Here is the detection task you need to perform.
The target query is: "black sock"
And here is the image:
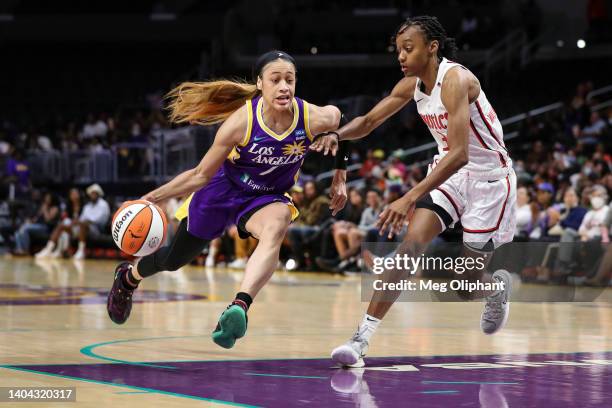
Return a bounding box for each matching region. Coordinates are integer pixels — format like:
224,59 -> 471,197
232,292 -> 253,312
121,265 -> 140,289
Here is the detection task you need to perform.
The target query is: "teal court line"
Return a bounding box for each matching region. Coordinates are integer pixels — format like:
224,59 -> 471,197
79,336 -> 207,369
115,391 -> 152,394
0,365 -> 259,408
244,373 -> 328,379
420,390 -> 459,394
422,381 -> 519,385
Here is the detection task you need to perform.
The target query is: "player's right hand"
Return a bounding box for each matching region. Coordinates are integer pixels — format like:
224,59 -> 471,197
377,194 -> 416,239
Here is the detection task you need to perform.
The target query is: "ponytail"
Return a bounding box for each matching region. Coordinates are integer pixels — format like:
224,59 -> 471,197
166,79 -> 259,126
440,37 -> 458,61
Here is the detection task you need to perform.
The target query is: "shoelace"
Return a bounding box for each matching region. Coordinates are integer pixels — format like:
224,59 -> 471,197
483,300 -> 503,321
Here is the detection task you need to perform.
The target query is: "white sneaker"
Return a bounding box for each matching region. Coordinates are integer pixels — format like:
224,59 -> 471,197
228,258 -> 247,269
73,249 -> 85,260
331,328 -> 369,368
35,244 -> 53,259
50,249 -> 63,258
481,270 -> 512,335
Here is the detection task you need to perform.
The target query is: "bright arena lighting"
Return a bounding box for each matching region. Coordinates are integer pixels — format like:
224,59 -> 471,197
577,39 -> 586,48
310,46 -> 318,54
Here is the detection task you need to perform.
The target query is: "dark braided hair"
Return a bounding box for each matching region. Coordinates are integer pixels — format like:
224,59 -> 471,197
394,16 -> 458,61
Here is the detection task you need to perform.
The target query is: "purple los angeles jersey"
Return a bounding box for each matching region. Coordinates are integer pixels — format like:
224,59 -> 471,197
223,95 -> 314,194
175,95 -> 312,239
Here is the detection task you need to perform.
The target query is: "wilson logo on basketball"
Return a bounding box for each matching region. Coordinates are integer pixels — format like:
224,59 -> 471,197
111,200 -> 168,257
112,210 -> 133,241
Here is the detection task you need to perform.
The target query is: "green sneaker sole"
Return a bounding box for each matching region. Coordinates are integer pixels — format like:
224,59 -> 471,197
212,305 -> 247,349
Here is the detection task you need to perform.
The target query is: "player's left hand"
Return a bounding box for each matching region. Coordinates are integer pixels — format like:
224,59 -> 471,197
140,193 -> 157,204
310,132 -> 339,156
329,170 -> 347,216
377,193 -> 416,239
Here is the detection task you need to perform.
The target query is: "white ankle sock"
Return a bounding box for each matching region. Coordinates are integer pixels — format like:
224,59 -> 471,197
77,242 -> 85,251
359,314 -> 381,342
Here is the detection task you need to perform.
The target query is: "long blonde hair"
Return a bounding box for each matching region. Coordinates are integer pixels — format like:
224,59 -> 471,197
166,79 -> 259,126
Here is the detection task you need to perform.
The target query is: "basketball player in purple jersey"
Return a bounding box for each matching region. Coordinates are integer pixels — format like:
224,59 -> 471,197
107,51 -> 347,349
312,16 -> 516,367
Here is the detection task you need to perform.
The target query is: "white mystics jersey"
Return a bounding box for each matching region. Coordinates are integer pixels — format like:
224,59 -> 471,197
414,58 -> 511,174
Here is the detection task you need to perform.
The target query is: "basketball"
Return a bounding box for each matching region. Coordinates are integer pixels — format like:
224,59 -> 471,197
111,200 -> 167,256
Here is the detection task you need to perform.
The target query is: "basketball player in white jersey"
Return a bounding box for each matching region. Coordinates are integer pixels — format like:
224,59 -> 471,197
311,16 -> 516,367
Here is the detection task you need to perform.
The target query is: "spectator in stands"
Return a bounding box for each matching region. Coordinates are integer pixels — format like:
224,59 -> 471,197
5,148 -> 31,198
81,113 -> 108,141
0,187 -> 13,247
386,151 -> 407,181
550,187 -> 589,235
285,181 -> 330,271
585,111 -> 608,142
316,188 -> 365,271
0,133 -> 12,155
36,188 -> 84,258
359,149 -> 384,179
552,187 -> 590,278
515,186 -> 535,239
579,185 -> 610,242
72,184 -> 111,259
529,182 -> 559,240
36,185 -> 109,259
13,192 -> 60,255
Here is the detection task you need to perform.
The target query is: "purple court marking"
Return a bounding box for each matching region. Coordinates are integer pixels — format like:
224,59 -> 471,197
0,283 -> 205,305
5,351 -> 611,407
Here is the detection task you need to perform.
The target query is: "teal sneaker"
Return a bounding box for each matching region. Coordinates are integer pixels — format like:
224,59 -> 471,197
212,304 -> 248,349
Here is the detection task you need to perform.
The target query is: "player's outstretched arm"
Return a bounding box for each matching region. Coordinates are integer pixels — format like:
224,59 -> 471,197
342,77 -> 415,140
142,106 -> 246,204
376,69 -> 470,238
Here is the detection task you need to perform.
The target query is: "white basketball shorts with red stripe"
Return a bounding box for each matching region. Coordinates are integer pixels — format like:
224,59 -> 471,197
428,165 -> 517,248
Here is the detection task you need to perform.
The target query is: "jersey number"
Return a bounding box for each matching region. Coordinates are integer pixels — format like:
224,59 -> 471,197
259,166 -> 278,176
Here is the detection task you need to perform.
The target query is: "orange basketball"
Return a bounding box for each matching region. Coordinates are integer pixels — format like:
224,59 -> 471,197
111,200 -> 168,256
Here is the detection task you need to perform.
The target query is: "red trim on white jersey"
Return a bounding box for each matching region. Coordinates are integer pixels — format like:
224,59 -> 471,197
463,176 -> 511,233
435,187 -> 460,217
475,100 -> 506,152
469,120 -> 507,167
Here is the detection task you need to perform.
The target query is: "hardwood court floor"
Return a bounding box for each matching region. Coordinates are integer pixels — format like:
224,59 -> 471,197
0,258 -> 610,407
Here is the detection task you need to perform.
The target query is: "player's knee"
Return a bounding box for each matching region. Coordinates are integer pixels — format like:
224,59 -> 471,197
404,229 -> 432,246
260,218 -> 290,244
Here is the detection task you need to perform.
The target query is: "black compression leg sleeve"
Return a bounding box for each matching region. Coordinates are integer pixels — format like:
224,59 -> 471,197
137,219 -> 210,277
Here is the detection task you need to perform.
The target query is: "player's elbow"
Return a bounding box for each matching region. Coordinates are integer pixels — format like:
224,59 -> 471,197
328,106 -> 341,130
